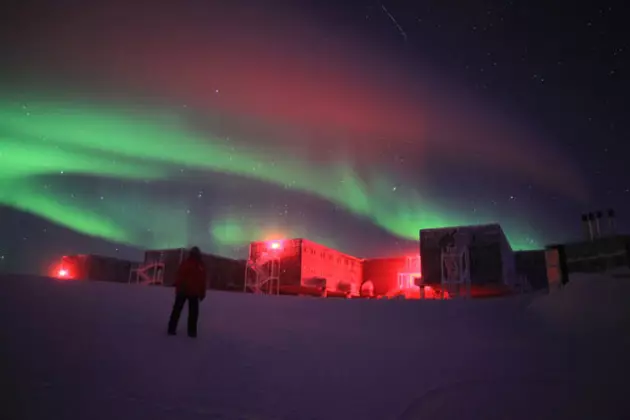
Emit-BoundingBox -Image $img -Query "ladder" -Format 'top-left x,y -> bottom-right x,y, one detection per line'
440,246 -> 471,299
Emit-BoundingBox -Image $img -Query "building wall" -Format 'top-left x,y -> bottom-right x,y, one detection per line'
545,235 -> 630,284
300,239 -> 363,294
144,249 -> 186,287
362,257 -> 407,296
203,255 -> 245,291
418,247 -> 441,286
62,254 -> 137,283
515,250 -> 548,290
545,247 -> 566,292
498,229 -> 516,287
248,239 -> 302,288
420,224 -> 514,287
563,236 -> 630,273
84,255 -> 136,283
145,249 -> 245,290
470,242 -> 504,285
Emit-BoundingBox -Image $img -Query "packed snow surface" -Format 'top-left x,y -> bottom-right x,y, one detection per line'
2,273 -> 629,420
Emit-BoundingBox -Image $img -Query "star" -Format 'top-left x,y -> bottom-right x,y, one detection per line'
0,0 -> 628,268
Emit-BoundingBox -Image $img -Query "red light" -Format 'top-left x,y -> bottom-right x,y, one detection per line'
269,241 -> 282,250
51,256 -> 76,280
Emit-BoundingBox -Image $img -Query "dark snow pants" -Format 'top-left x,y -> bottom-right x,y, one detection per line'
168,294 -> 199,337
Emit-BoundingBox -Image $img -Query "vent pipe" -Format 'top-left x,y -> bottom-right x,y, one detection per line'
581,214 -> 592,241
607,209 -> 616,236
595,211 -> 603,238
588,213 -> 596,240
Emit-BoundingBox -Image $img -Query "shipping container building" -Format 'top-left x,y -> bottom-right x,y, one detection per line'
143,248 -> 245,291
545,235 -> 630,289
50,223 -> 540,300
247,238 -> 363,295
362,257 -> 406,296
143,248 -> 186,287
514,250 -> 548,290
362,256 -> 421,296
53,254 -> 139,283
565,235 -> 629,273
206,256 -> 246,291
419,224 -> 516,296
544,210 -> 629,292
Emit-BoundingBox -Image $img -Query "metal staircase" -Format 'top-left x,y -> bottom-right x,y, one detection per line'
398,255 -> 422,288
244,249 -> 281,295
391,255 -> 422,299
440,246 -> 471,299
129,252 -> 166,286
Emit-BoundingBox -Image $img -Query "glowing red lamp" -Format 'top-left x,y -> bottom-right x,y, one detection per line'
57,268 -> 69,278
269,241 -> 282,251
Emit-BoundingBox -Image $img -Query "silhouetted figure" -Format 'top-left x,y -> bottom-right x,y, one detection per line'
167,246 -> 207,337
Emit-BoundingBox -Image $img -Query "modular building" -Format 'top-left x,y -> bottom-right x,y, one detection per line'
362,256 -> 421,296
142,248 -> 186,286
545,210 -> 629,291
362,257 -> 406,296
53,254 -> 139,283
545,235 -> 630,289
51,223 -> 549,301
514,250 -> 548,290
246,238 -> 363,296
419,224 -> 517,296
206,256 -> 246,291
560,235 -> 629,273
142,248 -> 245,290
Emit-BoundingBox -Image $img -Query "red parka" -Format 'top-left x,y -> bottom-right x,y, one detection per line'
174,257 -> 207,298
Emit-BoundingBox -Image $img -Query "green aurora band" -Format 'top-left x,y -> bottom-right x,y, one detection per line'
0,98 -> 540,251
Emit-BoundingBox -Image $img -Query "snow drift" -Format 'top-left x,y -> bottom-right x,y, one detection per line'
529,269 -> 630,337
1,274 -> 628,420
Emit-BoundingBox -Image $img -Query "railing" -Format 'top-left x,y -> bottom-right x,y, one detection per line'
244,257 -> 280,295
129,262 -> 165,285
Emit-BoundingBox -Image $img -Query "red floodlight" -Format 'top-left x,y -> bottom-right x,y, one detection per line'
52,255 -> 74,280
269,241 -> 282,251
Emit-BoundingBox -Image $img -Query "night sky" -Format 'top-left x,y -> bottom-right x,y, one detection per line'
1,0 -> 628,274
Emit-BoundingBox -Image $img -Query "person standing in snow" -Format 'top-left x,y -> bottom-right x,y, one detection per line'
167,246 -> 207,338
